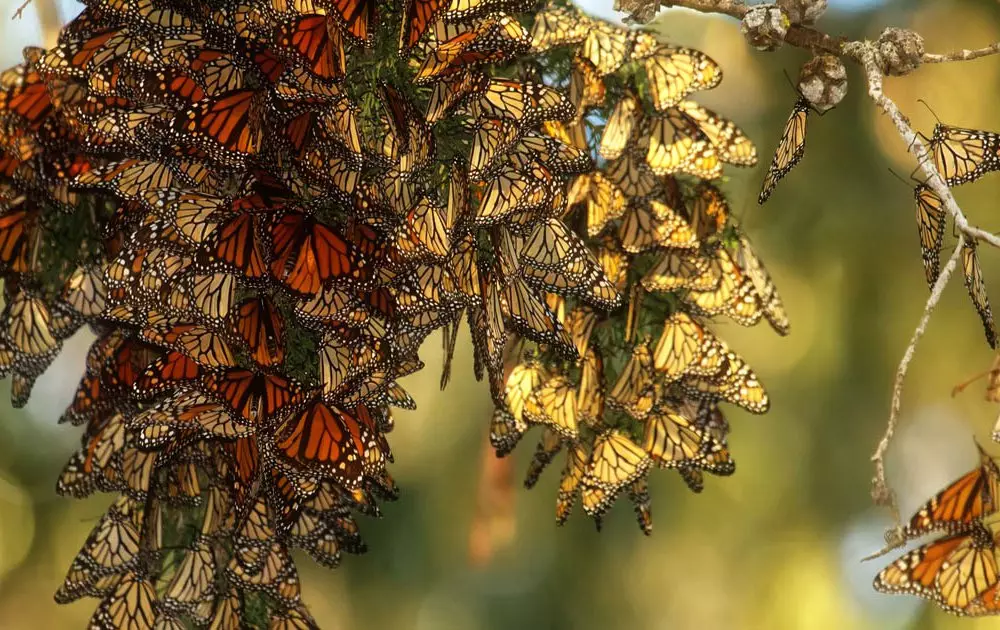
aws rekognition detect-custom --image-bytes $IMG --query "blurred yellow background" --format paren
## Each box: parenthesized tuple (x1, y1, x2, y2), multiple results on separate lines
(1, 0, 1000, 628)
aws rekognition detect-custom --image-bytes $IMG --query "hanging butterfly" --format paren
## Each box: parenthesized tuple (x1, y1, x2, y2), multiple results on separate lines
(914, 183, 947, 290)
(929, 123, 1000, 186)
(759, 97, 811, 204)
(962, 239, 998, 349)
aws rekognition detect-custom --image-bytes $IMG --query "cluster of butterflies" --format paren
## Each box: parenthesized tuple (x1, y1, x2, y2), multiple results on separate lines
(912, 123, 1000, 351)
(758, 96, 1000, 354)
(0, 0, 787, 626)
(478, 6, 788, 534)
(874, 444, 1000, 616)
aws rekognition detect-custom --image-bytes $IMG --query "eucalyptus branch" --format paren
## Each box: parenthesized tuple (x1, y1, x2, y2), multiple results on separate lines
(923, 42, 1000, 64)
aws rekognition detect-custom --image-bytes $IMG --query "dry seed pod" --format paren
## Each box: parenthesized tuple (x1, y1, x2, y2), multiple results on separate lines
(798, 53, 847, 113)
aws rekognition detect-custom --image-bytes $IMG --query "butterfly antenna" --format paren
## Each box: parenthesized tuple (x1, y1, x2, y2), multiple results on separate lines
(916, 99, 943, 125)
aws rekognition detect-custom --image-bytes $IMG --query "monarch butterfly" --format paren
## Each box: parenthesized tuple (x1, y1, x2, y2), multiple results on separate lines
(604, 150, 657, 207)
(509, 128, 592, 175)
(874, 521, 999, 614)
(274, 398, 372, 487)
(441, 0, 532, 23)
(554, 443, 588, 524)
(416, 15, 529, 83)
(235, 297, 286, 368)
(466, 77, 575, 126)
(645, 111, 708, 176)
(576, 347, 605, 425)
(89, 570, 158, 630)
(161, 538, 214, 614)
(682, 349, 770, 414)
(503, 275, 575, 355)
(504, 359, 546, 424)
(322, 0, 378, 44)
(144, 321, 235, 368)
(929, 123, 1000, 186)
(319, 331, 387, 401)
(488, 408, 525, 457)
(530, 5, 587, 52)
(177, 88, 263, 163)
(203, 368, 306, 423)
(133, 351, 202, 398)
(599, 91, 638, 160)
(62, 265, 107, 317)
(425, 70, 477, 124)
(274, 15, 346, 80)
(56, 413, 125, 498)
(270, 603, 322, 630)
(74, 159, 178, 201)
(378, 83, 436, 175)
(189, 271, 237, 323)
(269, 211, 369, 294)
(903, 443, 1000, 540)
(581, 430, 652, 519)
(595, 239, 629, 292)
(962, 239, 998, 349)
(653, 311, 705, 379)
(0, 203, 39, 274)
(643, 405, 710, 470)
(914, 184, 947, 290)
(225, 541, 301, 607)
(6, 290, 59, 356)
(736, 233, 790, 336)
(206, 587, 243, 629)
(564, 305, 596, 358)
(676, 100, 757, 167)
(67, 497, 142, 576)
(468, 118, 522, 179)
(0, 67, 53, 128)
(393, 196, 451, 261)
(580, 18, 631, 75)
(568, 55, 605, 118)
(475, 163, 551, 226)
(130, 389, 250, 448)
(759, 97, 810, 204)
(400, 0, 447, 51)
(523, 375, 579, 440)
(523, 428, 564, 489)
(608, 342, 657, 420)
(683, 248, 763, 327)
(520, 218, 620, 309)
(643, 48, 722, 112)
(619, 198, 698, 253)
(577, 172, 626, 237)
(642, 250, 715, 293)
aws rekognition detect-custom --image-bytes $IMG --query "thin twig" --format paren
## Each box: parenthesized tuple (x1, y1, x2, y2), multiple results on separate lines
(12, 0, 33, 19)
(873, 238, 964, 513)
(923, 42, 1000, 64)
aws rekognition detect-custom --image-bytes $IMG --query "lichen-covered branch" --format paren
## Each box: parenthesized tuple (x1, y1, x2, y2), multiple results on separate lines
(923, 42, 1000, 63)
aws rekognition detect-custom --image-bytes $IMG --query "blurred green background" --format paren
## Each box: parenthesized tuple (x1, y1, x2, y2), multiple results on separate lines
(2, 0, 1000, 627)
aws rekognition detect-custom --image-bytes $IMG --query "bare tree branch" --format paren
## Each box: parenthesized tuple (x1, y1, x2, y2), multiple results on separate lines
(923, 42, 1000, 64)
(12, 0, 33, 20)
(658, 0, 847, 55)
